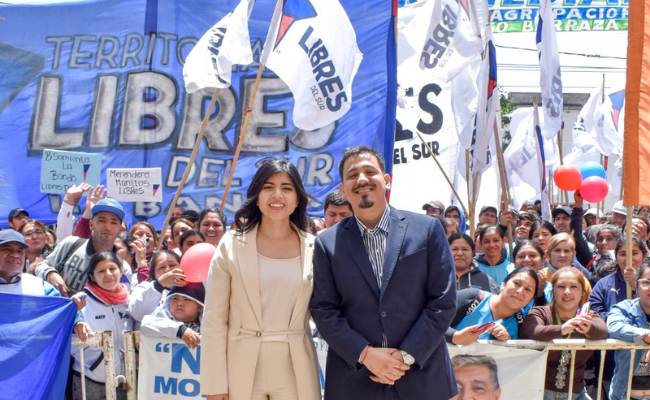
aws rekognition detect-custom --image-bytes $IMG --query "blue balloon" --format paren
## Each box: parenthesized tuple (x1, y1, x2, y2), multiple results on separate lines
(579, 162, 606, 180)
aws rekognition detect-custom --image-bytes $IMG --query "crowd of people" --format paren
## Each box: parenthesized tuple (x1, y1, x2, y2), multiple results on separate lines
(2, 145, 650, 400)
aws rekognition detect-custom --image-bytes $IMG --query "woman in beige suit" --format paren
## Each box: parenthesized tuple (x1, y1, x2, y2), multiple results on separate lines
(201, 159, 321, 400)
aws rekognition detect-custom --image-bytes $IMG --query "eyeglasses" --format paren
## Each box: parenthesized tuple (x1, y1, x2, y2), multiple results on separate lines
(22, 230, 45, 238)
(638, 279, 650, 290)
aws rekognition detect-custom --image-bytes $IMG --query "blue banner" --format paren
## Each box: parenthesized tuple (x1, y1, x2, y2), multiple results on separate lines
(0, 0, 396, 228)
(0, 292, 77, 399)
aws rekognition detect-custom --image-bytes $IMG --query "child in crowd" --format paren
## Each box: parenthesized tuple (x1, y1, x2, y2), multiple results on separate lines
(72, 251, 131, 400)
(140, 282, 204, 349)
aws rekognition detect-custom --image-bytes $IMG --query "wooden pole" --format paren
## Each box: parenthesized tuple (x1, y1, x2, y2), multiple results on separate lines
(415, 131, 469, 217)
(556, 128, 568, 205)
(220, 63, 265, 212)
(598, 74, 606, 217)
(492, 119, 514, 255)
(156, 88, 222, 251)
(465, 149, 476, 239)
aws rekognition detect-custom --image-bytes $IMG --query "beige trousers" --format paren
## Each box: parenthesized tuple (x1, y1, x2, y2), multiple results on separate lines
(250, 342, 299, 400)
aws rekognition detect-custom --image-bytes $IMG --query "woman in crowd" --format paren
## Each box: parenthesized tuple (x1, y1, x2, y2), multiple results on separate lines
(72, 252, 132, 400)
(449, 233, 499, 294)
(474, 225, 514, 285)
(197, 208, 227, 248)
(129, 221, 158, 258)
(589, 235, 648, 394)
(128, 250, 187, 330)
(446, 267, 539, 345)
(530, 220, 558, 255)
(170, 218, 194, 255)
(178, 229, 205, 255)
(607, 262, 650, 400)
(17, 219, 52, 274)
(512, 240, 552, 306)
(543, 233, 593, 289)
(201, 159, 320, 400)
(589, 225, 622, 281)
(521, 267, 608, 400)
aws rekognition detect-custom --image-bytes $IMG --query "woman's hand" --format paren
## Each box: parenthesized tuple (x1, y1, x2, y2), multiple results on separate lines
(537, 271, 547, 296)
(451, 325, 482, 345)
(574, 312, 594, 334)
(206, 395, 228, 400)
(181, 329, 201, 349)
(158, 268, 187, 289)
(131, 238, 148, 268)
(487, 324, 511, 341)
(74, 322, 94, 342)
(72, 293, 87, 311)
(623, 266, 637, 288)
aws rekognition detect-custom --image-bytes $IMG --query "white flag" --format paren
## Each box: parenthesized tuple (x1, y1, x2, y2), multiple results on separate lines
(419, 0, 484, 82)
(594, 88, 625, 155)
(261, 0, 363, 131)
(536, 0, 563, 140)
(504, 108, 540, 209)
(565, 85, 603, 166)
(183, 0, 255, 93)
(533, 103, 552, 222)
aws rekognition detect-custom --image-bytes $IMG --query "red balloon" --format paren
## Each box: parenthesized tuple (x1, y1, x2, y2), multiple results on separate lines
(554, 165, 582, 191)
(580, 176, 609, 203)
(180, 243, 216, 282)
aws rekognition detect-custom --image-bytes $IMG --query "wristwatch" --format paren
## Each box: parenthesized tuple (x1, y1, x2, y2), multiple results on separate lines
(400, 350, 415, 366)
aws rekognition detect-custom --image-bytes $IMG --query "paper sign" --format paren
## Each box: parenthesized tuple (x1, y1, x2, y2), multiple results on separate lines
(106, 168, 162, 202)
(40, 149, 101, 194)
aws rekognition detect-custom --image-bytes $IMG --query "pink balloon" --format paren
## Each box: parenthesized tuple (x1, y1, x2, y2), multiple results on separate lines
(554, 165, 582, 191)
(180, 243, 216, 282)
(580, 176, 609, 203)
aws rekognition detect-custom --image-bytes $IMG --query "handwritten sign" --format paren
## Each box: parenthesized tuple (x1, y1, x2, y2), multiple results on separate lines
(40, 149, 101, 194)
(106, 168, 162, 202)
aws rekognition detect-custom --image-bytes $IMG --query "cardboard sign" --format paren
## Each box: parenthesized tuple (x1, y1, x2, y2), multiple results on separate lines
(40, 149, 101, 194)
(106, 168, 162, 202)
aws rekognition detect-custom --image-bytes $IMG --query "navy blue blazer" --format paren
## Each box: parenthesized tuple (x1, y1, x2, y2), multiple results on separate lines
(310, 206, 458, 400)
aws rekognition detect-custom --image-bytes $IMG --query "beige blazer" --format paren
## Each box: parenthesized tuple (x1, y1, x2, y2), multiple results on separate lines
(200, 225, 321, 400)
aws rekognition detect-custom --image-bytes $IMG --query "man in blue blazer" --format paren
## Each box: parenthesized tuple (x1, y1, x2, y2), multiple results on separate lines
(310, 146, 458, 400)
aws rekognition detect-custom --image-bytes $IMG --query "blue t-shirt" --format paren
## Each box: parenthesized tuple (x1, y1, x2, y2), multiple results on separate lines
(475, 256, 515, 286)
(452, 291, 523, 340)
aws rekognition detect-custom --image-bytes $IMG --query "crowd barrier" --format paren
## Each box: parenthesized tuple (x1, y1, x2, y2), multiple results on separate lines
(71, 331, 127, 400)
(75, 332, 650, 400)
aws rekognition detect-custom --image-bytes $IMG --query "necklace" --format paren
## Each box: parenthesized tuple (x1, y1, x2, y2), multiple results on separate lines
(258, 228, 294, 241)
(554, 306, 572, 390)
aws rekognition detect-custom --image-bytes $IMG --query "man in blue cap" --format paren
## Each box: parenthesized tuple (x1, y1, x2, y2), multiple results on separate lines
(0, 230, 59, 296)
(35, 198, 131, 296)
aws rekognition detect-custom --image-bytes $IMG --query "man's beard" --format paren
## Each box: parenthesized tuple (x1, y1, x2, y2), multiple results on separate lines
(358, 195, 374, 209)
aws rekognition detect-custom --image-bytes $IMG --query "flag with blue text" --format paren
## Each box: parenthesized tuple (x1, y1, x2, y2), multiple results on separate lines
(419, 0, 484, 83)
(0, 293, 77, 400)
(183, 0, 255, 92)
(261, 0, 363, 131)
(536, 0, 563, 140)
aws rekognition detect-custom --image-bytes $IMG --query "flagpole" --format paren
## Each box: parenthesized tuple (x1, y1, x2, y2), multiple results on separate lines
(598, 74, 606, 217)
(221, 63, 265, 212)
(626, 207, 633, 299)
(415, 131, 469, 217)
(492, 119, 514, 255)
(465, 149, 476, 239)
(556, 127, 568, 205)
(156, 88, 222, 251)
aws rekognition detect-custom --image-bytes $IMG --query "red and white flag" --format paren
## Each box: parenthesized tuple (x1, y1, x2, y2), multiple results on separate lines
(261, 0, 363, 131)
(183, 0, 255, 92)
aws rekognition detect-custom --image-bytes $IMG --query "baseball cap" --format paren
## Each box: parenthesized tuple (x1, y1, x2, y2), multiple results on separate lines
(422, 200, 445, 212)
(584, 208, 602, 218)
(611, 200, 627, 216)
(91, 198, 125, 221)
(552, 206, 572, 219)
(8, 208, 29, 221)
(479, 205, 498, 216)
(0, 230, 29, 248)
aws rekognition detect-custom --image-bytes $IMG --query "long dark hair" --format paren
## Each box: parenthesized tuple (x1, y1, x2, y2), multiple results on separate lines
(235, 158, 310, 233)
(528, 220, 557, 239)
(502, 266, 540, 299)
(148, 250, 181, 281)
(85, 251, 123, 284)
